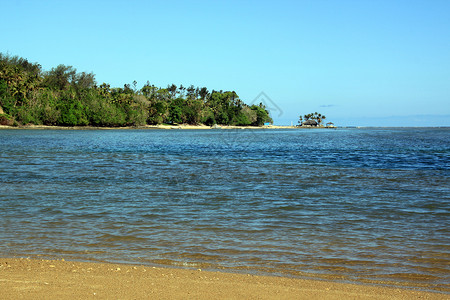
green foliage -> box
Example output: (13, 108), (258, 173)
(250, 105), (272, 126)
(168, 98), (184, 124)
(299, 112), (327, 126)
(183, 99), (203, 124)
(0, 113), (14, 125)
(124, 102), (148, 126)
(57, 92), (89, 126)
(1, 52), (274, 127)
(13, 90), (60, 125)
(39, 92), (61, 125)
(0, 79), (15, 115)
(0, 53), (42, 75)
(232, 112), (251, 126)
(43, 64), (77, 90)
(85, 94), (127, 127)
(147, 101), (167, 125)
(202, 110), (216, 126)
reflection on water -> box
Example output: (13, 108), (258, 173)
(0, 128), (449, 292)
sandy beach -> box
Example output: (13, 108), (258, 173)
(0, 258), (446, 299)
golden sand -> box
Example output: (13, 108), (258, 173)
(0, 258), (446, 299)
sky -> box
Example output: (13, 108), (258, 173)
(2, 0), (449, 126)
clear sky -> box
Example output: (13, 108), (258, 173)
(2, 0), (449, 126)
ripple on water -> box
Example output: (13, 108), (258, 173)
(0, 128), (449, 292)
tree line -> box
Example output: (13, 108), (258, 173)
(298, 112), (327, 127)
(0, 53), (272, 127)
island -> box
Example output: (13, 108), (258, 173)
(1, 53), (336, 130)
(0, 53), (275, 128)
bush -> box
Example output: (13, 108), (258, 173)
(85, 93), (127, 127)
(125, 102), (148, 126)
(0, 80), (16, 115)
(168, 104), (183, 124)
(15, 105), (43, 125)
(232, 112), (251, 126)
(57, 98), (89, 126)
(0, 113), (14, 125)
(251, 105), (272, 126)
(147, 101), (167, 125)
(202, 114), (216, 126)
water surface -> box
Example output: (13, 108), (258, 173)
(0, 128), (449, 292)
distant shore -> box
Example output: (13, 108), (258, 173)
(0, 124), (324, 130)
(0, 258), (446, 299)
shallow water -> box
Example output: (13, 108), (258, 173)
(0, 128), (449, 291)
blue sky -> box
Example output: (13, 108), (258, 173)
(2, 0), (449, 126)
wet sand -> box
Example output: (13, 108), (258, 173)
(0, 258), (446, 299)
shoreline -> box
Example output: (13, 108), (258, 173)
(1, 258), (447, 299)
(0, 124), (333, 130)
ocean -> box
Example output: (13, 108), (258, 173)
(0, 128), (449, 292)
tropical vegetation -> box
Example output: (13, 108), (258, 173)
(0, 53), (272, 127)
(298, 112), (327, 127)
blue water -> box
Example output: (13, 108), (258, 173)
(0, 128), (449, 291)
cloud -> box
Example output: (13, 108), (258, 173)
(319, 104), (337, 108)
